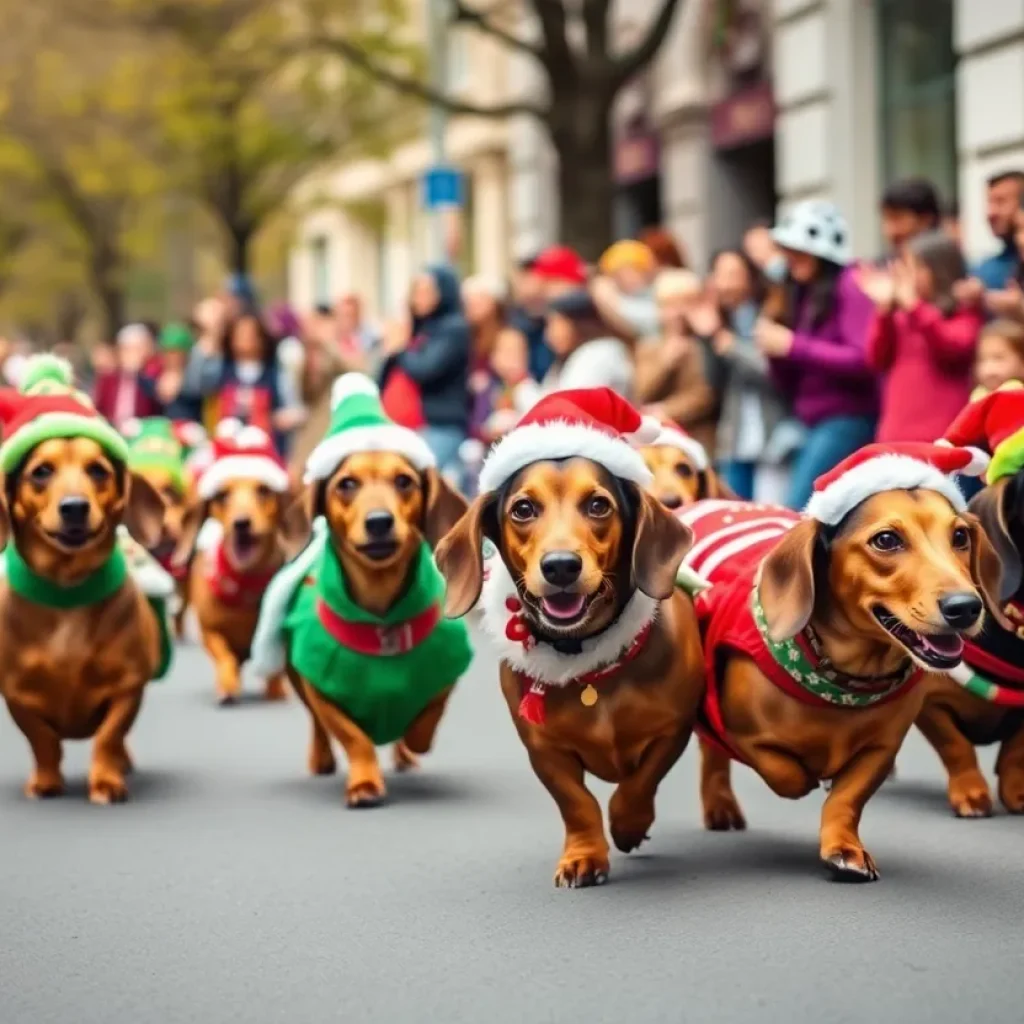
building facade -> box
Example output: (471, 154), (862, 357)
(290, 0), (1024, 317)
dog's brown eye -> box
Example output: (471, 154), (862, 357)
(256, 484), (272, 500)
(29, 463), (54, 485)
(675, 463), (694, 479)
(509, 498), (536, 522)
(394, 473), (415, 493)
(337, 477), (360, 496)
(85, 462), (110, 484)
(952, 525), (971, 550)
(586, 495), (612, 518)
(870, 530), (904, 553)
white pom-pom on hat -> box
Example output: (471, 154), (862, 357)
(629, 415), (664, 446)
(175, 421), (207, 448)
(121, 417), (143, 440)
(235, 425), (273, 450)
(331, 372), (379, 409)
(215, 418), (244, 440)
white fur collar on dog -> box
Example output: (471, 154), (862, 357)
(479, 556), (659, 685)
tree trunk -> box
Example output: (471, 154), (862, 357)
(228, 221), (253, 276)
(550, 107), (615, 261)
(91, 275), (124, 341)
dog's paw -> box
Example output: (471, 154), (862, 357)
(217, 692), (239, 707)
(820, 845), (879, 883)
(949, 775), (994, 818)
(264, 675), (288, 703)
(553, 853), (610, 889)
(25, 771), (64, 799)
(998, 780), (1024, 815)
(608, 789), (654, 853)
(346, 780), (386, 808)
(308, 746), (337, 777)
(393, 741), (420, 773)
(702, 792), (747, 832)
(88, 771), (129, 805)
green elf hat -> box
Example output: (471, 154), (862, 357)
(940, 381), (1024, 484)
(304, 373), (436, 483)
(0, 354), (131, 473)
(160, 322), (193, 351)
(122, 417), (186, 492)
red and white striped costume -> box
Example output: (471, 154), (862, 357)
(679, 499), (800, 586)
(678, 499), (919, 760)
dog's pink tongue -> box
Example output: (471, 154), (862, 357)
(541, 593), (586, 620)
(922, 633), (965, 658)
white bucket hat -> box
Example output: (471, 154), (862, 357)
(771, 200), (852, 266)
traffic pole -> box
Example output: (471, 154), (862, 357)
(427, 0), (449, 263)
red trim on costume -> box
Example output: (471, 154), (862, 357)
(963, 640), (1024, 688)
(206, 542), (276, 606)
(316, 598), (441, 656)
(513, 612), (654, 726)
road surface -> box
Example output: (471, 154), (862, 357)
(1, 629), (1022, 1024)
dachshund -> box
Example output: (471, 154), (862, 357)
(687, 480), (1001, 881)
(274, 451), (470, 807)
(915, 470), (1024, 817)
(640, 423), (731, 510)
(436, 456), (702, 888)
(175, 432), (298, 705)
(0, 437), (167, 803)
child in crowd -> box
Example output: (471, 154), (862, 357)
(156, 322), (203, 424)
(974, 319), (1024, 395)
(879, 177), (941, 257)
(862, 230), (981, 443)
(591, 240), (660, 340)
(475, 326), (528, 443)
(92, 323), (162, 430)
(187, 313), (300, 454)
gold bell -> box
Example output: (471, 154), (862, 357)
(580, 684), (598, 707)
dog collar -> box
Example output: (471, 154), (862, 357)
(5, 544), (127, 608)
(206, 540), (277, 606)
(316, 595), (441, 656)
(750, 584), (919, 707)
(515, 610), (654, 725)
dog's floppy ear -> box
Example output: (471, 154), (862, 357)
(758, 518), (819, 641)
(969, 476), (1021, 602)
(0, 483), (11, 552)
(964, 511), (1011, 629)
(124, 471), (166, 549)
(279, 482), (319, 558)
(630, 486), (694, 600)
(172, 497), (209, 569)
(422, 468), (469, 548)
(434, 492), (497, 618)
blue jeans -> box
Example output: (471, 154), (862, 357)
(422, 424), (467, 488)
(719, 460), (756, 501)
(787, 415), (877, 511)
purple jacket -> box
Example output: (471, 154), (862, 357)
(769, 265), (879, 427)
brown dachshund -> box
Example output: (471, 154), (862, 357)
(640, 422), (729, 511)
(276, 451), (470, 806)
(0, 437), (167, 803)
(436, 456), (701, 888)
(915, 472), (1024, 816)
(176, 470), (298, 705)
(686, 488), (1001, 882)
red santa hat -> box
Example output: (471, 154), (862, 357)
(645, 420), (709, 471)
(196, 420), (289, 500)
(804, 442), (988, 526)
(940, 382), (1024, 484)
(477, 388), (661, 493)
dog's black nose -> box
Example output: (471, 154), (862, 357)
(58, 496), (90, 528)
(938, 592), (984, 630)
(659, 494), (684, 510)
(233, 516), (253, 534)
(365, 509), (395, 539)
(540, 551), (583, 587)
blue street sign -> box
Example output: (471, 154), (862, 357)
(422, 165), (463, 209)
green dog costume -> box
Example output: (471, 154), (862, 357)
(250, 374), (472, 745)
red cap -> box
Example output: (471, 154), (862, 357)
(531, 246), (588, 286)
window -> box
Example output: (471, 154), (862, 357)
(876, 0), (957, 203)
(310, 235), (330, 307)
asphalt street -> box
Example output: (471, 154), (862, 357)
(2, 624), (1023, 1024)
